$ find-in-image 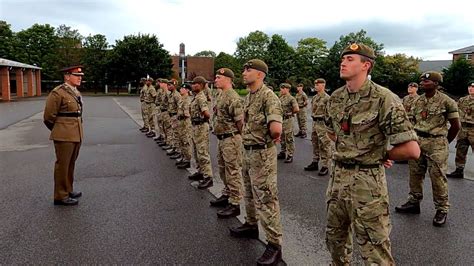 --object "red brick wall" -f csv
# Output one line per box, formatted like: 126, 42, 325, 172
452, 53, 474, 64
171, 56, 214, 82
